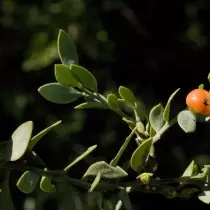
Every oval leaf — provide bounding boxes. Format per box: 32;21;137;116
130;138;152;173
70;64;98;92
163;88;180;121
16;171;40;194
54;64;80;87
178;110;196;133
118;86;136;107
29;120;62;150
57;29;78;66
64;145;97;172
82;161;128;180
107;94;122;112
38;83;82;104
40;176;56;193
89;172;101;192
149;103;165;132
9;121;33;161
74;102;107;110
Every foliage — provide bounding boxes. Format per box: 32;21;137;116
2;28;210;210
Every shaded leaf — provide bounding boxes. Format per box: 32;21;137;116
89;172;101;192
118;86;136;107
64;145;97;172
74;102;107;110
29;120;62;150
107;94;122;112
57;29;78;66
38;83;82;104
130;138;152;173
16;171;40;194
118;189;132;210
178;110;196;133
54;64;80;87
102;199;114;210
163;88;180;121
9;121;33;161
83;161;128;179
149;103;165;132
40;174;56;193
70;64;98;92
85;192;103;210
0;172;15;210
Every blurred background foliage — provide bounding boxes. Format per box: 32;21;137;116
2;0;210;209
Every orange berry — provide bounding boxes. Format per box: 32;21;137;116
186;89;210;116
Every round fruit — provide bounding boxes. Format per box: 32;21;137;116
186;89;210;116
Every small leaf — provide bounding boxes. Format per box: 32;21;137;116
198;190;210;204
198;84;204;89
118;86;136;107
149;103;165;132
89;172;101;192
38;83;82;104
107;94;122;112
182;160;197;177
29;120;62;150
70;64;98;92
16;171;40;194
40;175;56;193
163;88;180;121
130;138;152;173
57;29;78;66
54;64;80;87
118;189;132;210
208;72;210;83
9;121;33;161
83;161;128;180
178;110;196;133
75;102;107;110
64;145;97;172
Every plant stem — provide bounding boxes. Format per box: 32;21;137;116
110;127;137;167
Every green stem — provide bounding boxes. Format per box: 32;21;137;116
110;127;137;167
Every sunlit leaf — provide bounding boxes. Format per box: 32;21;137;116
29;120;62;150
130;138;152;173
57;29;78;66
118;86;136;107
89;172;101;192
149;103;165;132
83;161;128;180
64;145;97;172
178;110;196;133
38;83;82;104
9;121;33;161
16;171;40;194
40;173;56;193
163;88;180;121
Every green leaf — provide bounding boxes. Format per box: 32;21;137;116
9;121;33;161
149;103;165;132
70;64;98;92
89;172;101;192
107;94;122;112
86;192;103;210
198;190;210;204
16;171;40;194
54;64;80;87
40;175;56;193
64;145;97;172
102;199;114;210
198;84;204;89
74;102;107;109
29;120;62;150
208;72;210;83
182;160;198;177
83;161;128;180
178;110;196;133
163;88;180;121
38;83;82;104
130;138;152;173
0;172;15;210
118;189;132;210
118;86;136;107
57;29;78;66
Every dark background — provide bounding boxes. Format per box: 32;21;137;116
1;0;210;209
